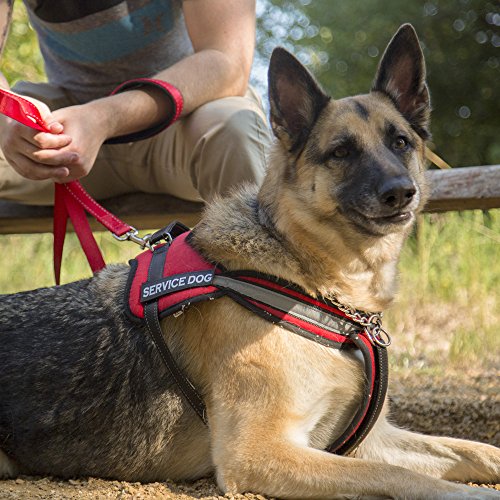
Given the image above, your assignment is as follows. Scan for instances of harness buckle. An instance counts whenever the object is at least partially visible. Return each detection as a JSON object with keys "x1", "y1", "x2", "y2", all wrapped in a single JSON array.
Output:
[{"x1": 149, "y1": 222, "x2": 190, "y2": 246}]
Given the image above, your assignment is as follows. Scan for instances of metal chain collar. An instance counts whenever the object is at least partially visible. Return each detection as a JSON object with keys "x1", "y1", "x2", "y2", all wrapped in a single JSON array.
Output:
[{"x1": 327, "y1": 298, "x2": 392, "y2": 347}]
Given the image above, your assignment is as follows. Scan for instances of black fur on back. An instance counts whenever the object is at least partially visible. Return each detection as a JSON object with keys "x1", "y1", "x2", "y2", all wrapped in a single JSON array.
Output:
[{"x1": 0, "y1": 266, "x2": 209, "y2": 481}]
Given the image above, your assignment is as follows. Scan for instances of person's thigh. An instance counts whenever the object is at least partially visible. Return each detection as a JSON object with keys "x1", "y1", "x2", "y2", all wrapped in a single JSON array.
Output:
[{"x1": 144, "y1": 87, "x2": 271, "y2": 202}]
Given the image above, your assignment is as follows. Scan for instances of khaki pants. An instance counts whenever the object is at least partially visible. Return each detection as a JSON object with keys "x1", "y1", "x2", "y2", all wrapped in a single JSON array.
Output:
[{"x1": 0, "y1": 81, "x2": 271, "y2": 205}]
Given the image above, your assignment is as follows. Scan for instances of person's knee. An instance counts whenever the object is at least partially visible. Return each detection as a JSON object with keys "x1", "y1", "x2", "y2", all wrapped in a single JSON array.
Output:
[{"x1": 187, "y1": 99, "x2": 271, "y2": 200}]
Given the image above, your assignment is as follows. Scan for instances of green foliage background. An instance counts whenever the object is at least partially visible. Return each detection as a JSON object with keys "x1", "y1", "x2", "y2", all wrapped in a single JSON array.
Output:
[
  {"x1": 256, "y1": 0, "x2": 500, "y2": 167},
  {"x1": 1, "y1": 0, "x2": 44, "y2": 83}
]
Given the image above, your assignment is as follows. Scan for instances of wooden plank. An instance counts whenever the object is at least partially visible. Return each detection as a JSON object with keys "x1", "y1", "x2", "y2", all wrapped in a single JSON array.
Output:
[
  {"x1": 0, "y1": 165, "x2": 499, "y2": 234},
  {"x1": 424, "y1": 165, "x2": 500, "y2": 212},
  {"x1": 0, "y1": 193, "x2": 204, "y2": 234}
]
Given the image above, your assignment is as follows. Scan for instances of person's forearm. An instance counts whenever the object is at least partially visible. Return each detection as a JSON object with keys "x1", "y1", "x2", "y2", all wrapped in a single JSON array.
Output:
[
  {"x1": 81, "y1": 0, "x2": 256, "y2": 142},
  {"x1": 84, "y1": 86, "x2": 173, "y2": 142},
  {"x1": 0, "y1": 0, "x2": 13, "y2": 59},
  {"x1": 84, "y1": 48, "x2": 251, "y2": 142},
  {"x1": 153, "y1": 48, "x2": 251, "y2": 115},
  {"x1": 0, "y1": 70, "x2": 10, "y2": 133},
  {"x1": 0, "y1": 71, "x2": 8, "y2": 89}
]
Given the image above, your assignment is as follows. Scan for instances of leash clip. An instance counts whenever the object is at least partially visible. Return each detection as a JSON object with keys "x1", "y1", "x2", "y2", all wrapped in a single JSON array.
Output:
[
  {"x1": 113, "y1": 227, "x2": 153, "y2": 250},
  {"x1": 114, "y1": 221, "x2": 190, "y2": 251}
]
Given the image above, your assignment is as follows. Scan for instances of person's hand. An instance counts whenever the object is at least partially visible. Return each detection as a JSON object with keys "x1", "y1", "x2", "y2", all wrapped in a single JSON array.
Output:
[
  {"x1": 46, "y1": 103, "x2": 110, "y2": 183},
  {"x1": 0, "y1": 93, "x2": 76, "y2": 181}
]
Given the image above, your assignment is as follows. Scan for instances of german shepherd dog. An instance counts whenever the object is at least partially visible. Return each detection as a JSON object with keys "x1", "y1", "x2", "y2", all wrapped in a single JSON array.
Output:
[{"x1": 1, "y1": 25, "x2": 499, "y2": 499}]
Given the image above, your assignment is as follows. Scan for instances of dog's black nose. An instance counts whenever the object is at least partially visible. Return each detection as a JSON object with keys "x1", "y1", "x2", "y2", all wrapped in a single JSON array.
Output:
[{"x1": 379, "y1": 177, "x2": 416, "y2": 209}]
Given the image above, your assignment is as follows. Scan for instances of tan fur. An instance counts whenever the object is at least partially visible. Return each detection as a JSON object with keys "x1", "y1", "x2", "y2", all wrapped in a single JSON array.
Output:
[
  {"x1": 0, "y1": 450, "x2": 17, "y2": 478},
  {"x1": 169, "y1": 178, "x2": 500, "y2": 499}
]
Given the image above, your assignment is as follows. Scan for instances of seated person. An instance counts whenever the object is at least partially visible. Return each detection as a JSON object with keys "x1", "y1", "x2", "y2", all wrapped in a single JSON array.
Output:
[{"x1": 0, "y1": 0, "x2": 271, "y2": 206}]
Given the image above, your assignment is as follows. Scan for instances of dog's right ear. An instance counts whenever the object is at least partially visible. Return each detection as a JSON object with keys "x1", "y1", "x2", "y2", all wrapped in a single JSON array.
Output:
[{"x1": 268, "y1": 48, "x2": 330, "y2": 155}]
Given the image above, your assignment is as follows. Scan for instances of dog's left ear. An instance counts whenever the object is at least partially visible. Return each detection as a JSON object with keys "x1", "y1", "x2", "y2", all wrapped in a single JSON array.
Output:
[
  {"x1": 372, "y1": 24, "x2": 430, "y2": 139},
  {"x1": 268, "y1": 48, "x2": 330, "y2": 154}
]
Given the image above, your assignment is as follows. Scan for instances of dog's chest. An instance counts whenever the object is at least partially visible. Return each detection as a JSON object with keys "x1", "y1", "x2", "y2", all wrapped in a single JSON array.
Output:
[{"x1": 282, "y1": 339, "x2": 366, "y2": 450}]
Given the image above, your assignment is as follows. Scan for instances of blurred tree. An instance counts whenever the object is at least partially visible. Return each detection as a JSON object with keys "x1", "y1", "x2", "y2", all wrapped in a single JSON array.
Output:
[
  {"x1": 0, "y1": 0, "x2": 44, "y2": 83},
  {"x1": 256, "y1": 0, "x2": 499, "y2": 167}
]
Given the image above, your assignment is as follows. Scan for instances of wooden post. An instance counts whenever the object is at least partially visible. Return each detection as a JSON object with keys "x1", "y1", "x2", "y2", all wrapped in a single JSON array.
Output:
[{"x1": 424, "y1": 165, "x2": 500, "y2": 212}]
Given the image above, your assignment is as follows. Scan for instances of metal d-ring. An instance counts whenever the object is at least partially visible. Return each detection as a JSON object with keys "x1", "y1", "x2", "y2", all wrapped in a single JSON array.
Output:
[{"x1": 365, "y1": 324, "x2": 392, "y2": 347}]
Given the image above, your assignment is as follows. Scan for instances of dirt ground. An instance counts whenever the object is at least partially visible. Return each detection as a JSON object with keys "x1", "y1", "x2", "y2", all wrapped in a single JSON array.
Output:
[{"x1": 0, "y1": 367, "x2": 498, "y2": 499}]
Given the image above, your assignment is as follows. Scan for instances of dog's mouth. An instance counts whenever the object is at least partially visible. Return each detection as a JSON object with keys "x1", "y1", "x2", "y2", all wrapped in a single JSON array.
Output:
[
  {"x1": 343, "y1": 208, "x2": 415, "y2": 236},
  {"x1": 369, "y1": 211, "x2": 413, "y2": 224}
]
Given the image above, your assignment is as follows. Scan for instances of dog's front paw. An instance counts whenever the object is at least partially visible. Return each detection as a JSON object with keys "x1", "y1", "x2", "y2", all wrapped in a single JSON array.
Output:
[
  {"x1": 441, "y1": 484, "x2": 500, "y2": 499},
  {"x1": 443, "y1": 441, "x2": 500, "y2": 485}
]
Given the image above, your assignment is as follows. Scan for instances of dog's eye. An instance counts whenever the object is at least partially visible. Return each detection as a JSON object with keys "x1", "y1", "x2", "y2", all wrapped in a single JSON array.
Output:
[
  {"x1": 332, "y1": 146, "x2": 349, "y2": 158},
  {"x1": 393, "y1": 136, "x2": 409, "y2": 151}
]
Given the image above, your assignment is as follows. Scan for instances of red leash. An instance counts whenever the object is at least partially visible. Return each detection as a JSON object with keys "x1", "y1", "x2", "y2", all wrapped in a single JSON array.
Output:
[{"x1": 0, "y1": 88, "x2": 135, "y2": 284}]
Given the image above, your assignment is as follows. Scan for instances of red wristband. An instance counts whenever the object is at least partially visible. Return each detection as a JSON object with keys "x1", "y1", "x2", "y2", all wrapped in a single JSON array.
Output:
[{"x1": 104, "y1": 78, "x2": 183, "y2": 144}]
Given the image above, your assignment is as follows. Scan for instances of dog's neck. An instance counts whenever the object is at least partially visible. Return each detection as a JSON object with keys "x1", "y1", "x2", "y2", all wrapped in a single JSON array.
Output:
[
  {"x1": 267, "y1": 197, "x2": 406, "y2": 312},
  {"x1": 192, "y1": 182, "x2": 408, "y2": 313},
  {"x1": 260, "y1": 187, "x2": 408, "y2": 312}
]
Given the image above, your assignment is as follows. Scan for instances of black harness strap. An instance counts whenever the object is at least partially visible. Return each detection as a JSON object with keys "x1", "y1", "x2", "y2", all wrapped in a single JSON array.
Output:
[
  {"x1": 326, "y1": 336, "x2": 388, "y2": 455},
  {"x1": 342, "y1": 343, "x2": 388, "y2": 455},
  {"x1": 144, "y1": 244, "x2": 207, "y2": 424}
]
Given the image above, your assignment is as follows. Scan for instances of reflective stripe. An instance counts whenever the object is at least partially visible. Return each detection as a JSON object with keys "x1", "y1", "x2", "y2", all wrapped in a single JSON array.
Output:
[{"x1": 213, "y1": 275, "x2": 359, "y2": 337}]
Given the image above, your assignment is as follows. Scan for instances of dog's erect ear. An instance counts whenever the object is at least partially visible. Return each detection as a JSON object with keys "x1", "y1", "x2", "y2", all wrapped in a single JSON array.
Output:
[
  {"x1": 372, "y1": 24, "x2": 430, "y2": 138},
  {"x1": 268, "y1": 48, "x2": 330, "y2": 154}
]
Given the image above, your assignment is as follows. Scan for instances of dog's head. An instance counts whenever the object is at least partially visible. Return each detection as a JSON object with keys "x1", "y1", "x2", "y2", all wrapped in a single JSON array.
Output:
[{"x1": 264, "y1": 24, "x2": 430, "y2": 238}]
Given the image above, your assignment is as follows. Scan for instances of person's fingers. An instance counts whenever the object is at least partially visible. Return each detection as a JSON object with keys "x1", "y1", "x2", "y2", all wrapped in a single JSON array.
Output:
[
  {"x1": 52, "y1": 156, "x2": 90, "y2": 182},
  {"x1": 10, "y1": 153, "x2": 71, "y2": 181},
  {"x1": 32, "y1": 148, "x2": 79, "y2": 166},
  {"x1": 14, "y1": 93, "x2": 65, "y2": 135},
  {"x1": 46, "y1": 121, "x2": 64, "y2": 134},
  {"x1": 31, "y1": 131, "x2": 73, "y2": 149}
]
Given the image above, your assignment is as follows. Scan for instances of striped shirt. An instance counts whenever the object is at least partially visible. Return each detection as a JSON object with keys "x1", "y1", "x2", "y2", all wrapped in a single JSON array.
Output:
[{"x1": 23, "y1": 0, "x2": 193, "y2": 102}]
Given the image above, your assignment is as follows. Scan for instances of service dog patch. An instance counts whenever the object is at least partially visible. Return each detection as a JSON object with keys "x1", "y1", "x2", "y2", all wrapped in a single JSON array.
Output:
[{"x1": 141, "y1": 271, "x2": 214, "y2": 302}]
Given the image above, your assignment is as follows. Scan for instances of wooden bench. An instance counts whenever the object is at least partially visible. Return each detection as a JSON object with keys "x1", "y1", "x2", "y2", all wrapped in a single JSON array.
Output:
[{"x1": 0, "y1": 165, "x2": 499, "y2": 235}]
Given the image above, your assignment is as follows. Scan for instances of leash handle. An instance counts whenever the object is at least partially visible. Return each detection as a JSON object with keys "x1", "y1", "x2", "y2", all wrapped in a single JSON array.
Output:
[
  {"x1": 0, "y1": 88, "x2": 48, "y2": 131},
  {"x1": 0, "y1": 88, "x2": 134, "y2": 283}
]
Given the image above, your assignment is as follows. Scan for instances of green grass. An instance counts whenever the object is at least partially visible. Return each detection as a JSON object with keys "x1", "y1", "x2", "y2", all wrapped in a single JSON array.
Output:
[
  {"x1": 0, "y1": 230, "x2": 141, "y2": 292},
  {"x1": 1, "y1": 210, "x2": 498, "y2": 368},
  {"x1": 385, "y1": 209, "x2": 500, "y2": 369}
]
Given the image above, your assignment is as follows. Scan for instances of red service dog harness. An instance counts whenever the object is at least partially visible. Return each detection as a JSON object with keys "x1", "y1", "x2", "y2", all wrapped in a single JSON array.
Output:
[{"x1": 127, "y1": 223, "x2": 389, "y2": 456}]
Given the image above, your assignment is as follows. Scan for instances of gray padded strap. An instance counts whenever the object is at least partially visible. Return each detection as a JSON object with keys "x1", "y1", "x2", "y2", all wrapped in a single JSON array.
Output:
[{"x1": 213, "y1": 275, "x2": 358, "y2": 337}]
